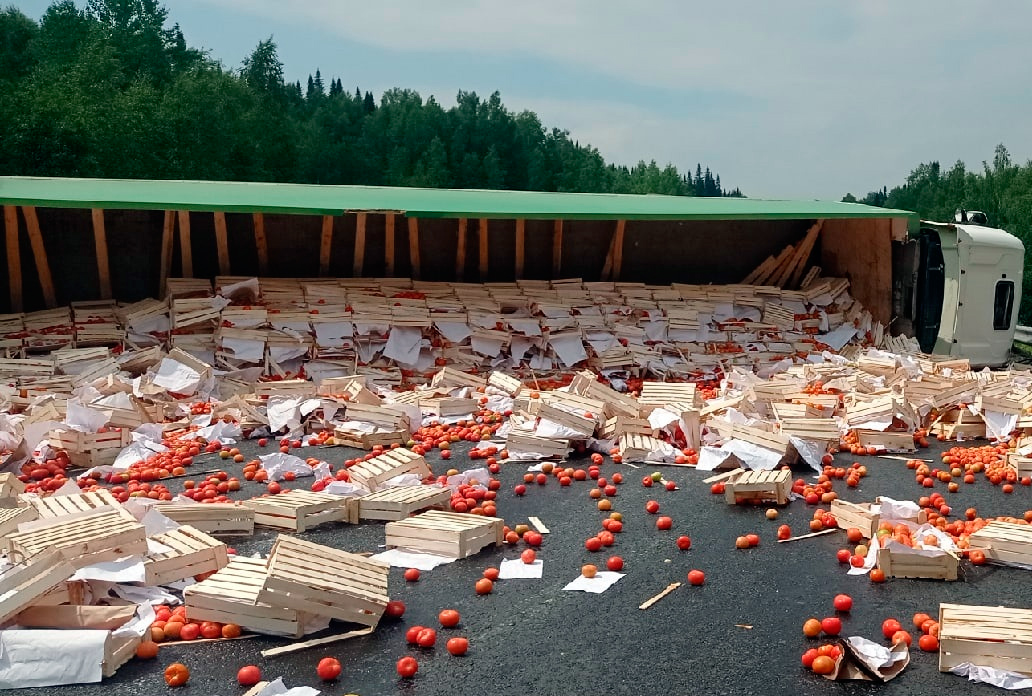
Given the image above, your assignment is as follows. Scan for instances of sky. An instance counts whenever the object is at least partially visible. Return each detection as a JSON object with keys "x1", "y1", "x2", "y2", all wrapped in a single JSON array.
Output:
[{"x1": 13, "y1": 1, "x2": 1032, "y2": 199}]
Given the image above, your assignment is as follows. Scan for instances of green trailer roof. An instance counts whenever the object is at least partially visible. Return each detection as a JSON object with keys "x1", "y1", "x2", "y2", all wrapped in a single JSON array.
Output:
[{"x1": 0, "y1": 176, "x2": 917, "y2": 222}]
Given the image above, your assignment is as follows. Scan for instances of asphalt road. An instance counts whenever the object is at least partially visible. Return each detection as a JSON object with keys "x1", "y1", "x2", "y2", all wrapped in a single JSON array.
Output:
[{"x1": 28, "y1": 436, "x2": 1032, "y2": 696}]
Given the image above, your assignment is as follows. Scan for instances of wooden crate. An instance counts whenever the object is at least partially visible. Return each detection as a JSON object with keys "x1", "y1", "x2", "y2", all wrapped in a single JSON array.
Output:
[
  {"x1": 332, "y1": 427, "x2": 409, "y2": 450},
  {"x1": 876, "y1": 545, "x2": 959, "y2": 581},
  {"x1": 104, "y1": 633, "x2": 143, "y2": 678},
  {"x1": 0, "y1": 472, "x2": 26, "y2": 503},
  {"x1": 6, "y1": 509, "x2": 148, "y2": 569},
  {"x1": 154, "y1": 502, "x2": 255, "y2": 536},
  {"x1": 505, "y1": 432, "x2": 570, "y2": 460},
  {"x1": 0, "y1": 506, "x2": 38, "y2": 545},
  {"x1": 939, "y1": 603, "x2": 1032, "y2": 675},
  {"x1": 930, "y1": 407, "x2": 986, "y2": 440},
  {"x1": 1007, "y1": 454, "x2": 1032, "y2": 478},
  {"x1": 422, "y1": 397, "x2": 478, "y2": 417},
  {"x1": 343, "y1": 402, "x2": 411, "y2": 430},
  {"x1": 723, "y1": 468, "x2": 792, "y2": 506},
  {"x1": 243, "y1": 490, "x2": 353, "y2": 532},
  {"x1": 430, "y1": 366, "x2": 487, "y2": 390},
  {"x1": 855, "y1": 429, "x2": 916, "y2": 453},
  {"x1": 778, "y1": 418, "x2": 840, "y2": 442},
  {"x1": 144, "y1": 525, "x2": 229, "y2": 586},
  {"x1": 257, "y1": 535, "x2": 389, "y2": 627},
  {"x1": 829, "y1": 499, "x2": 879, "y2": 539},
  {"x1": 27, "y1": 489, "x2": 134, "y2": 521},
  {"x1": 969, "y1": 521, "x2": 1032, "y2": 567},
  {"x1": 347, "y1": 449, "x2": 432, "y2": 492},
  {"x1": 600, "y1": 415, "x2": 652, "y2": 440},
  {"x1": 537, "y1": 402, "x2": 597, "y2": 437},
  {"x1": 48, "y1": 428, "x2": 131, "y2": 468},
  {"x1": 638, "y1": 381, "x2": 698, "y2": 410},
  {"x1": 358, "y1": 485, "x2": 451, "y2": 521},
  {"x1": 385, "y1": 510, "x2": 504, "y2": 558},
  {"x1": 487, "y1": 370, "x2": 521, "y2": 396},
  {"x1": 254, "y1": 379, "x2": 317, "y2": 400},
  {"x1": 618, "y1": 433, "x2": 665, "y2": 462},
  {"x1": 0, "y1": 548, "x2": 76, "y2": 624},
  {"x1": 184, "y1": 556, "x2": 309, "y2": 638}
]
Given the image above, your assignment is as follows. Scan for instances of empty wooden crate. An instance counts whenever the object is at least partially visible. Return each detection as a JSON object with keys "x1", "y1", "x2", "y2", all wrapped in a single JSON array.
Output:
[
  {"x1": 358, "y1": 485, "x2": 451, "y2": 521},
  {"x1": 144, "y1": 525, "x2": 229, "y2": 586},
  {"x1": 257, "y1": 535, "x2": 389, "y2": 627},
  {"x1": 385, "y1": 510, "x2": 503, "y2": 558},
  {"x1": 939, "y1": 603, "x2": 1032, "y2": 675},
  {"x1": 969, "y1": 521, "x2": 1032, "y2": 567},
  {"x1": 243, "y1": 490, "x2": 353, "y2": 532},
  {"x1": 26, "y1": 489, "x2": 133, "y2": 521},
  {"x1": 154, "y1": 502, "x2": 255, "y2": 536},
  {"x1": 6, "y1": 509, "x2": 148, "y2": 569},
  {"x1": 47, "y1": 428, "x2": 131, "y2": 468},
  {"x1": 0, "y1": 548, "x2": 76, "y2": 624},
  {"x1": 723, "y1": 468, "x2": 791, "y2": 506},
  {"x1": 876, "y1": 544, "x2": 959, "y2": 581},
  {"x1": 184, "y1": 556, "x2": 309, "y2": 638},
  {"x1": 347, "y1": 449, "x2": 432, "y2": 491}
]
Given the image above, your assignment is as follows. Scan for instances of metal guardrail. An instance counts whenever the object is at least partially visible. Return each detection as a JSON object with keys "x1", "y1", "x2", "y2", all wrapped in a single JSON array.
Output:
[{"x1": 1016, "y1": 325, "x2": 1032, "y2": 345}]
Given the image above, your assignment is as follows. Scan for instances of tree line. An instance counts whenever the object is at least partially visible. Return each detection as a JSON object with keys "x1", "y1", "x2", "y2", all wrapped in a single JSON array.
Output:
[
  {"x1": 843, "y1": 144, "x2": 1032, "y2": 323},
  {"x1": 0, "y1": 1, "x2": 741, "y2": 198}
]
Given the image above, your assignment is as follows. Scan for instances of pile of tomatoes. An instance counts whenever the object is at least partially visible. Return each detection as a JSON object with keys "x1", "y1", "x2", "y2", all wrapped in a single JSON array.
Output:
[
  {"x1": 18, "y1": 451, "x2": 72, "y2": 493},
  {"x1": 148, "y1": 604, "x2": 242, "y2": 643}
]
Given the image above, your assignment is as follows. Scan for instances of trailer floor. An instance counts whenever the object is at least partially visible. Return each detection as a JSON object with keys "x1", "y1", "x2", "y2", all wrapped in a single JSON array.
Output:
[{"x1": 27, "y1": 437, "x2": 1029, "y2": 696}]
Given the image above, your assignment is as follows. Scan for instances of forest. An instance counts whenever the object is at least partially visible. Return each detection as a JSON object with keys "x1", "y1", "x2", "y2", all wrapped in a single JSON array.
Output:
[
  {"x1": 844, "y1": 144, "x2": 1032, "y2": 323},
  {"x1": 0, "y1": 1, "x2": 739, "y2": 197}
]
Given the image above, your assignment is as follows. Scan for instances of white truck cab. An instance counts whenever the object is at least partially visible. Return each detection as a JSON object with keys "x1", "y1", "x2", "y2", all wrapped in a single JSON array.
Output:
[{"x1": 896, "y1": 216, "x2": 1023, "y2": 366}]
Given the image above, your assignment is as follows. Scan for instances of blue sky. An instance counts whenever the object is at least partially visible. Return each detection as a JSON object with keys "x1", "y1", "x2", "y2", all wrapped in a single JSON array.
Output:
[{"x1": 14, "y1": 1, "x2": 1032, "y2": 200}]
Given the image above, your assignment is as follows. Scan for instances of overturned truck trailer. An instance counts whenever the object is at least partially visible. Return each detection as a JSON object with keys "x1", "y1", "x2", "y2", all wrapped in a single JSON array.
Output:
[{"x1": 0, "y1": 176, "x2": 1021, "y2": 366}]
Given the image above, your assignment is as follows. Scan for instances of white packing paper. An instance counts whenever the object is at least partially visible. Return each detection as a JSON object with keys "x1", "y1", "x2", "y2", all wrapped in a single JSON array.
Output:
[
  {"x1": 983, "y1": 410, "x2": 1018, "y2": 442},
  {"x1": 369, "y1": 549, "x2": 458, "y2": 570},
  {"x1": 152, "y1": 358, "x2": 201, "y2": 395},
  {"x1": 549, "y1": 333, "x2": 588, "y2": 367},
  {"x1": 254, "y1": 678, "x2": 322, "y2": 696},
  {"x1": 69, "y1": 557, "x2": 147, "y2": 584},
  {"x1": 260, "y1": 452, "x2": 315, "y2": 481},
  {"x1": 0, "y1": 630, "x2": 109, "y2": 688},
  {"x1": 949, "y1": 662, "x2": 1032, "y2": 690},
  {"x1": 822, "y1": 324, "x2": 860, "y2": 352},
  {"x1": 64, "y1": 401, "x2": 110, "y2": 433},
  {"x1": 383, "y1": 326, "x2": 423, "y2": 366},
  {"x1": 471, "y1": 335, "x2": 506, "y2": 358},
  {"x1": 498, "y1": 558, "x2": 544, "y2": 579},
  {"x1": 720, "y1": 439, "x2": 783, "y2": 470},
  {"x1": 435, "y1": 321, "x2": 473, "y2": 343},
  {"x1": 562, "y1": 571, "x2": 625, "y2": 593}
]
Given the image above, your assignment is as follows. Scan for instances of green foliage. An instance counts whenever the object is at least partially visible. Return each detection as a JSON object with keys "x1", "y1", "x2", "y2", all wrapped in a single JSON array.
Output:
[
  {"x1": 844, "y1": 144, "x2": 1032, "y2": 324},
  {"x1": 1, "y1": 1, "x2": 737, "y2": 200}
]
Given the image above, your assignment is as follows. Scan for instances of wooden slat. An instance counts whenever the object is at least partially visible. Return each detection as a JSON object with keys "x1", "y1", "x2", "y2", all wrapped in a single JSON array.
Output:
[
  {"x1": 159, "y1": 210, "x2": 175, "y2": 298},
  {"x1": 515, "y1": 218, "x2": 526, "y2": 278},
  {"x1": 319, "y1": 215, "x2": 334, "y2": 276},
  {"x1": 252, "y1": 213, "x2": 268, "y2": 275},
  {"x1": 352, "y1": 212, "x2": 366, "y2": 276},
  {"x1": 600, "y1": 220, "x2": 626, "y2": 281},
  {"x1": 3, "y1": 205, "x2": 21, "y2": 312},
  {"x1": 552, "y1": 219, "x2": 563, "y2": 276},
  {"x1": 455, "y1": 217, "x2": 467, "y2": 281},
  {"x1": 91, "y1": 209, "x2": 112, "y2": 299},
  {"x1": 384, "y1": 213, "x2": 395, "y2": 276},
  {"x1": 213, "y1": 211, "x2": 231, "y2": 275},
  {"x1": 787, "y1": 220, "x2": 824, "y2": 288},
  {"x1": 407, "y1": 217, "x2": 420, "y2": 279},
  {"x1": 478, "y1": 218, "x2": 489, "y2": 281},
  {"x1": 177, "y1": 210, "x2": 193, "y2": 277},
  {"x1": 21, "y1": 207, "x2": 56, "y2": 308}
]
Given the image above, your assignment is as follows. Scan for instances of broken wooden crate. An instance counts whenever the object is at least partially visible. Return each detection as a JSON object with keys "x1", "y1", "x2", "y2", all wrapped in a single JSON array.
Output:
[
  {"x1": 257, "y1": 535, "x2": 389, "y2": 628},
  {"x1": 875, "y1": 544, "x2": 959, "y2": 581},
  {"x1": 829, "y1": 499, "x2": 879, "y2": 539},
  {"x1": 385, "y1": 510, "x2": 504, "y2": 558},
  {"x1": 930, "y1": 407, "x2": 987, "y2": 440},
  {"x1": 243, "y1": 490, "x2": 354, "y2": 532},
  {"x1": 184, "y1": 556, "x2": 310, "y2": 638},
  {"x1": 939, "y1": 603, "x2": 1032, "y2": 675},
  {"x1": 5, "y1": 508, "x2": 148, "y2": 569},
  {"x1": 47, "y1": 428, "x2": 132, "y2": 468},
  {"x1": 347, "y1": 449, "x2": 432, "y2": 491},
  {"x1": 154, "y1": 502, "x2": 255, "y2": 536},
  {"x1": 144, "y1": 525, "x2": 229, "y2": 586},
  {"x1": 357, "y1": 485, "x2": 451, "y2": 521},
  {"x1": 0, "y1": 548, "x2": 76, "y2": 625},
  {"x1": 968, "y1": 521, "x2": 1032, "y2": 567},
  {"x1": 723, "y1": 468, "x2": 792, "y2": 506},
  {"x1": 0, "y1": 472, "x2": 26, "y2": 503}
]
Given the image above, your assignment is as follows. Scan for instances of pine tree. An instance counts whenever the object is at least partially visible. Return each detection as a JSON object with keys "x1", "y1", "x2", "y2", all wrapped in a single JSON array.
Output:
[
  {"x1": 694, "y1": 164, "x2": 704, "y2": 196},
  {"x1": 313, "y1": 68, "x2": 324, "y2": 95},
  {"x1": 241, "y1": 38, "x2": 283, "y2": 94},
  {"x1": 363, "y1": 91, "x2": 376, "y2": 113}
]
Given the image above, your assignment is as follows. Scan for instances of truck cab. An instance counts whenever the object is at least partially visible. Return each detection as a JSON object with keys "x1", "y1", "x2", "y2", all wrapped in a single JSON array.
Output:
[{"x1": 895, "y1": 217, "x2": 1023, "y2": 366}]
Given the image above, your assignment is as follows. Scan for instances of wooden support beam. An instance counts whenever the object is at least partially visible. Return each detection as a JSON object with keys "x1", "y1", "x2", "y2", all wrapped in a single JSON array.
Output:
[
  {"x1": 552, "y1": 219, "x2": 563, "y2": 276},
  {"x1": 478, "y1": 218, "x2": 489, "y2": 281},
  {"x1": 352, "y1": 212, "x2": 367, "y2": 277},
  {"x1": 515, "y1": 218, "x2": 526, "y2": 279},
  {"x1": 4, "y1": 206, "x2": 22, "y2": 312},
  {"x1": 213, "y1": 211, "x2": 231, "y2": 276},
  {"x1": 407, "y1": 217, "x2": 421, "y2": 279},
  {"x1": 177, "y1": 211, "x2": 193, "y2": 277},
  {"x1": 91, "y1": 208, "x2": 112, "y2": 299},
  {"x1": 384, "y1": 213, "x2": 395, "y2": 276},
  {"x1": 600, "y1": 220, "x2": 626, "y2": 281},
  {"x1": 159, "y1": 210, "x2": 175, "y2": 299},
  {"x1": 21, "y1": 207, "x2": 56, "y2": 308},
  {"x1": 455, "y1": 218, "x2": 467, "y2": 281},
  {"x1": 252, "y1": 213, "x2": 268, "y2": 275},
  {"x1": 786, "y1": 219, "x2": 824, "y2": 289},
  {"x1": 319, "y1": 215, "x2": 334, "y2": 276}
]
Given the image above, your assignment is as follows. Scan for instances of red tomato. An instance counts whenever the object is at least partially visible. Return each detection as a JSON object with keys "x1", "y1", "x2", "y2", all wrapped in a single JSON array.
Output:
[
  {"x1": 396, "y1": 656, "x2": 419, "y2": 678},
  {"x1": 404, "y1": 568, "x2": 421, "y2": 582},
  {"x1": 676, "y1": 535, "x2": 692, "y2": 550},
  {"x1": 416, "y1": 628, "x2": 437, "y2": 648},
  {"x1": 521, "y1": 549, "x2": 537, "y2": 564},
  {"x1": 316, "y1": 657, "x2": 341, "y2": 681},
  {"x1": 656, "y1": 516, "x2": 673, "y2": 530},
  {"x1": 687, "y1": 569, "x2": 705, "y2": 586},
  {"x1": 179, "y1": 623, "x2": 200, "y2": 641},
  {"x1": 385, "y1": 601, "x2": 406, "y2": 619},
  {"x1": 237, "y1": 665, "x2": 261, "y2": 686},
  {"x1": 833, "y1": 594, "x2": 853, "y2": 612},
  {"x1": 405, "y1": 625, "x2": 425, "y2": 644},
  {"x1": 820, "y1": 617, "x2": 842, "y2": 636},
  {"x1": 438, "y1": 609, "x2": 460, "y2": 628},
  {"x1": 882, "y1": 618, "x2": 902, "y2": 639},
  {"x1": 606, "y1": 556, "x2": 624, "y2": 571},
  {"x1": 446, "y1": 637, "x2": 469, "y2": 656}
]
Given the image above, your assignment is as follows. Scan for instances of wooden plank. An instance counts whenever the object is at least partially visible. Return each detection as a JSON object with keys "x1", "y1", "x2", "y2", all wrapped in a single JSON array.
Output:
[
  {"x1": 159, "y1": 210, "x2": 175, "y2": 298},
  {"x1": 755, "y1": 245, "x2": 793, "y2": 285},
  {"x1": 3, "y1": 206, "x2": 21, "y2": 312},
  {"x1": 384, "y1": 213, "x2": 395, "y2": 276},
  {"x1": 260, "y1": 626, "x2": 374, "y2": 658},
  {"x1": 787, "y1": 220, "x2": 824, "y2": 288},
  {"x1": 611, "y1": 220, "x2": 627, "y2": 280},
  {"x1": 455, "y1": 217, "x2": 467, "y2": 281},
  {"x1": 318, "y1": 215, "x2": 334, "y2": 276},
  {"x1": 478, "y1": 218, "x2": 489, "y2": 281},
  {"x1": 742, "y1": 255, "x2": 775, "y2": 284},
  {"x1": 552, "y1": 219, "x2": 563, "y2": 276},
  {"x1": 21, "y1": 207, "x2": 56, "y2": 308},
  {"x1": 777, "y1": 528, "x2": 837, "y2": 543},
  {"x1": 639, "y1": 582, "x2": 680, "y2": 610},
  {"x1": 91, "y1": 209, "x2": 112, "y2": 299},
  {"x1": 177, "y1": 210, "x2": 193, "y2": 277},
  {"x1": 252, "y1": 213, "x2": 268, "y2": 275},
  {"x1": 352, "y1": 212, "x2": 366, "y2": 277},
  {"x1": 213, "y1": 211, "x2": 231, "y2": 276},
  {"x1": 515, "y1": 218, "x2": 526, "y2": 278},
  {"x1": 407, "y1": 217, "x2": 420, "y2": 279}
]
